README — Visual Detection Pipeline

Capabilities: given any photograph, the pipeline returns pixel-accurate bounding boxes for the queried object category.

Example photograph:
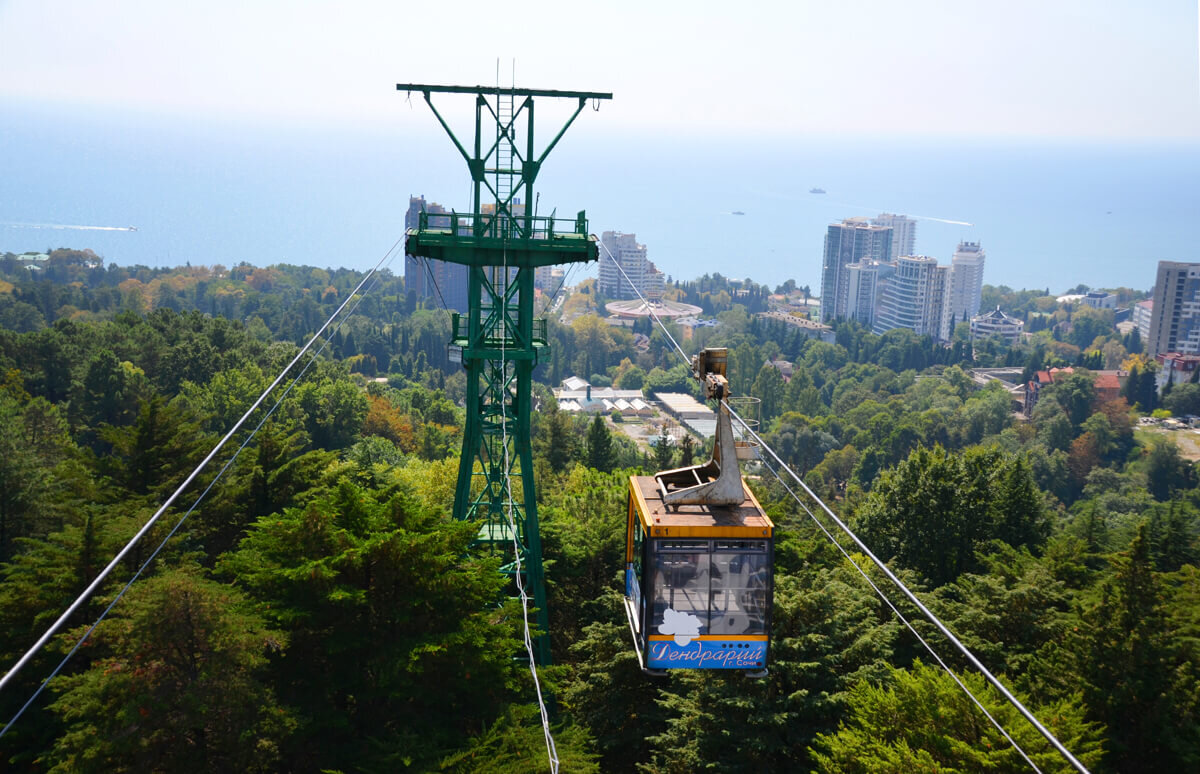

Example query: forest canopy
[0,254,1195,772]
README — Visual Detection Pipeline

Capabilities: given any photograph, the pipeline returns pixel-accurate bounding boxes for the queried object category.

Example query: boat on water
[809,187,826,194]
[732,210,745,216]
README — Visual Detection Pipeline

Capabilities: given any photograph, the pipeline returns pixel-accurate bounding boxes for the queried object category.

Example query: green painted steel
[399,83,610,665]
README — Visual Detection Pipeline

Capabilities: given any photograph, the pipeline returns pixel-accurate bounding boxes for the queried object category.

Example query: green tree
[293,370,368,450]
[97,395,210,498]
[678,432,695,466]
[1079,527,1200,772]
[1161,381,1200,417]
[1144,501,1200,572]
[1144,438,1193,501]
[540,468,629,649]
[439,704,599,773]
[1046,371,1097,429]
[221,479,522,771]
[811,662,1104,773]
[856,446,1046,587]
[586,415,615,473]
[48,565,292,773]
[535,399,577,473]
[751,362,786,423]
[562,617,664,771]
[0,393,69,559]
[653,426,675,470]
[73,349,146,433]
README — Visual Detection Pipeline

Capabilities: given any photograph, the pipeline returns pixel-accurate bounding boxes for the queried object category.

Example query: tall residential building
[1133,299,1154,339]
[1148,261,1200,356]
[948,241,986,327]
[598,231,664,300]
[819,218,893,322]
[871,213,917,260]
[873,255,952,340]
[844,260,895,328]
[404,195,469,313]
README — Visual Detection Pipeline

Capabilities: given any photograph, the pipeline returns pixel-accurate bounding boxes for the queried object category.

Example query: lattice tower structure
[398,83,611,664]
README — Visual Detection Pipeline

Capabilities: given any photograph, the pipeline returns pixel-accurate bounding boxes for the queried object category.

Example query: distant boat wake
[821,199,973,227]
[4,222,137,232]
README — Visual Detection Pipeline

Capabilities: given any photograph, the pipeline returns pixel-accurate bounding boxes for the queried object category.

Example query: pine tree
[1080,526,1200,772]
[653,425,674,470]
[586,415,615,473]
[679,432,695,466]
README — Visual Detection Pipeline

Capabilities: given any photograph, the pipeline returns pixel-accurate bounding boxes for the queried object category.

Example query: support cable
[543,260,579,318]
[498,238,559,772]
[595,238,688,364]
[0,237,403,702]
[0,252,396,738]
[757,456,1041,771]
[723,400,1090,774]
[421,255,450,311]
[602,242,1087,773]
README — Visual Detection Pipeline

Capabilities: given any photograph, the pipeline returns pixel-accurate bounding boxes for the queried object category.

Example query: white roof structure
[561,376,589,391]
[655,392,715,420]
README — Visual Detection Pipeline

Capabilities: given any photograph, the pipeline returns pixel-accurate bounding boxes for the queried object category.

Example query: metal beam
[397,83,612,100]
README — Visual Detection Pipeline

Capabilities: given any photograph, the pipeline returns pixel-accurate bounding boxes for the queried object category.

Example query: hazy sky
[3,0,1199,140]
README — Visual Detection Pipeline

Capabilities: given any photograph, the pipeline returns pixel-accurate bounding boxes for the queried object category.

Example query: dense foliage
[1,255,1197,772]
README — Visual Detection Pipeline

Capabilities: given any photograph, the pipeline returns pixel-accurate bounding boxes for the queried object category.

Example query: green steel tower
[397,83,611,664]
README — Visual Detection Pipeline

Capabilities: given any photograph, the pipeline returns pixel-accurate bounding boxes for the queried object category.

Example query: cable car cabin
[623,474,774,674]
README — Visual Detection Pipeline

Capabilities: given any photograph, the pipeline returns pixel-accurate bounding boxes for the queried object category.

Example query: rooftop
[605,298,703,319]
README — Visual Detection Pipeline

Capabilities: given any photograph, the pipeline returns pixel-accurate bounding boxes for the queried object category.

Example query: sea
[3,99,1198,295]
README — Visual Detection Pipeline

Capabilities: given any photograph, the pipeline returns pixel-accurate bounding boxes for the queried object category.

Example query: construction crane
[397,83,611,664]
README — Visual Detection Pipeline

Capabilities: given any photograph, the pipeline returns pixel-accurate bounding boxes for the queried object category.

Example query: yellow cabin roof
[628,475,773,539]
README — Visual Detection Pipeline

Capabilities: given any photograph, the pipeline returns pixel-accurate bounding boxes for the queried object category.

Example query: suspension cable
[421,254,450,311]
[0,238,402,700]
[595,237,689,364]
[724,400,1089,774]
[0,254,396,738]
[499,232,559,772]
[600,244,1088,773]
[758,455,1041,771]
[543,260,579,319]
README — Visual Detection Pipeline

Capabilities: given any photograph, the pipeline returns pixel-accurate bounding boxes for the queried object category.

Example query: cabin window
[651,549,712,632]
[708,549,769,635]
[649,539,770,636]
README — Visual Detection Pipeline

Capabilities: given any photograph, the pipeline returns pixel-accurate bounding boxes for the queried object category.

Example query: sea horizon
[4,99,1198,296]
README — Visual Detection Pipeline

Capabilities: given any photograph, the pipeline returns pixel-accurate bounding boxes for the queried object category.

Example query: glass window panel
[651,551,710,633]
[707,551,769,635]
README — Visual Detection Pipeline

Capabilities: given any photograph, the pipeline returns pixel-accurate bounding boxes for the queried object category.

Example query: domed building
[969,306,1024,344]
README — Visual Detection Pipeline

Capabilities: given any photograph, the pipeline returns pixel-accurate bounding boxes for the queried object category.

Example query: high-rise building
[871,213,917,260]
[819,218,893,322]
[597,231,664,300]
[844,260,895,328]
[948,241,986,328]
[404,195,469,313]
[873,255,952,340]
[1147,261,1200,356]
[1133,299,1154,338]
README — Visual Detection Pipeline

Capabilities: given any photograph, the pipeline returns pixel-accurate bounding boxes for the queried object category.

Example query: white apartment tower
[873,255,953,340]
[597,231,664,300]
[871,213,917,260]
[820,218,894,322]
[948,241,986,327]
[844,260,895,328]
